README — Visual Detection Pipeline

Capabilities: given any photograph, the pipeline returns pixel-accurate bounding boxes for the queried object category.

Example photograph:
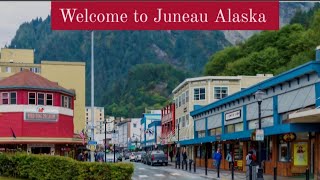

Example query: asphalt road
[131,160,207,180]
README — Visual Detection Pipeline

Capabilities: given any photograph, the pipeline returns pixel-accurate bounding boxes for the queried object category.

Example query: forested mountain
[204,3,320,77]
[9,17,229,117]
[7,3,315,117]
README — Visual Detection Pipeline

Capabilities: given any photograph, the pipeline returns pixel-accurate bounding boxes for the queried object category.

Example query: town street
[132,161,207,180]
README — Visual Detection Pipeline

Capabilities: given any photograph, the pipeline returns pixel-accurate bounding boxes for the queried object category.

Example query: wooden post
[243,141,248,172]
[315,133,320,180]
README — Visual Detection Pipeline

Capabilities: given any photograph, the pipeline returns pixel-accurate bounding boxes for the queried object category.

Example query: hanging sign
[282,133,296,142]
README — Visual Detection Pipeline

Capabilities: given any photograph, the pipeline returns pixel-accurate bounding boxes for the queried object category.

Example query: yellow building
[172,75,273,159]
[0,48,85,133]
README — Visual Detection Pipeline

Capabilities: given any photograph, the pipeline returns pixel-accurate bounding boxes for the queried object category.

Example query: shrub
[0,153,133,180]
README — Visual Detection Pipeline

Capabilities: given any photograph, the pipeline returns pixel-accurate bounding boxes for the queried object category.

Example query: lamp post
[255,89,266,180]
[113,129,116,163]
[104,119,107,163]
[177,122,180,167]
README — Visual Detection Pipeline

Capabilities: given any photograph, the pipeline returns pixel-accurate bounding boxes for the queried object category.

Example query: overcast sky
[0,2,50,48]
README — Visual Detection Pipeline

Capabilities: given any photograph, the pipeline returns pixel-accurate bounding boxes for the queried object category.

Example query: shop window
[216,127,222,135]
[198,130,205,138]
[194,88,205,100]
[46,94,53,106]
[235,123,243,132]
[209,127,222,136]
[28,92,36,105]
[265,136,273,161]
[37,93,45,105]
[10,92,16,104]
[279,139,290,162]
[226,124,235,133]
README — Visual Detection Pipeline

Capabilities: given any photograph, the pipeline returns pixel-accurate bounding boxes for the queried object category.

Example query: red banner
[51,1,279,30]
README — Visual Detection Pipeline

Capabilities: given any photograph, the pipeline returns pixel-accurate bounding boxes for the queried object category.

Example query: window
[175,99,178,109]
[198,130,205,138]
[182,93,185,105]
[182,116,185,127]
[2,93,9,104]
[278,136,290,162]
[194,88,205,100]
[61,95,71,108]
[209,127,222,136]
[10,92,16,104]
[186,115,189,126]
[133,124,137,128]
[6,67,11,73]
[28,92,36,105]
[226,124,235,133]
[37,93,45,105]
[46,94,53,106]
[214,87,228,99]
[186,91,189,102]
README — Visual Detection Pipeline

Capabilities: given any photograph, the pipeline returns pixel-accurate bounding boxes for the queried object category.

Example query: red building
[161,103,175,154]
[0,70,82,156]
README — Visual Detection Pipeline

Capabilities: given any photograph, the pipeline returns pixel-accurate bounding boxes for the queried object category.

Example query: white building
[128,118,141,149]
[117,120,130,149]
[106,116,115,132]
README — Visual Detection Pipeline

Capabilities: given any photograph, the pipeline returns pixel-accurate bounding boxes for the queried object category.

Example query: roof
[172,75,272,94]
[191,61,320,116]
[0,69,75,96]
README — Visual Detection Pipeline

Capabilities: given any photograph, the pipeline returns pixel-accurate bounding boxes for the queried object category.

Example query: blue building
[189,47,320,178]
[140,112,161,150]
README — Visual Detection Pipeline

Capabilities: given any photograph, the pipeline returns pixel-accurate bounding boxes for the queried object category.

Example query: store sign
[282,133,296,142]
[293,142,308,166]
[225,110,241,121]
[24,106,58,122]
[255,129,264,141]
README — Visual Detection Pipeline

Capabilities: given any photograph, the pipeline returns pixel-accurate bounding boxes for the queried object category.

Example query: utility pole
[90,31,95,162]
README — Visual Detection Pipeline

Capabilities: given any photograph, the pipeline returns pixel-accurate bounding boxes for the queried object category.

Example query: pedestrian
[213,148,222,178]
[246,151,254,179]
[169,150,173,162]
[226,151,233,169]
[182,148,187,167]
[176,149,180,167]
[77,152,83,161]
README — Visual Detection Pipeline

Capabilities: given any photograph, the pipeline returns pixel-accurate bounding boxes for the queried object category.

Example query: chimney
[316,46,320,61]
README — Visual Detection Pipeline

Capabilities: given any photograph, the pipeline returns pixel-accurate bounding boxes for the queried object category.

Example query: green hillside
[204,4,320,77]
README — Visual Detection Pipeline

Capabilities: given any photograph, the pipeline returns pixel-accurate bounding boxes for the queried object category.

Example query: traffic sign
[255,129,264,141]
[88,140,97,145]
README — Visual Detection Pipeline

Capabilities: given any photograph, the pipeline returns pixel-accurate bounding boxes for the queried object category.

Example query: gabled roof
[0,70,75,96]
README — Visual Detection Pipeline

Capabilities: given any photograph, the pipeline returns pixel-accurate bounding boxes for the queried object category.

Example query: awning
[289,108,320,123]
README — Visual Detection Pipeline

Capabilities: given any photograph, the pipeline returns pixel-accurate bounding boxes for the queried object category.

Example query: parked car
[117,153,123,161]
[135,151,146,162]
[146,150,168,166]
[129,152,136,161]
[125,152,131,160]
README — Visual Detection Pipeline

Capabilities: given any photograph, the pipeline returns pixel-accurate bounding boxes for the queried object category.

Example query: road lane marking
[138,168,146,170]
[170,173,181,176]
[155,174,165,177]
[138,175,148,178]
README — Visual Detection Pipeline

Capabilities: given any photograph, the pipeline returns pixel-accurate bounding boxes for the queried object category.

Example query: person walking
[169,150,173,162]
[246,151,254,179]
[182,148,187,167]
[176,149,181,168]
[226,151,233,169]
[213,148,222,178]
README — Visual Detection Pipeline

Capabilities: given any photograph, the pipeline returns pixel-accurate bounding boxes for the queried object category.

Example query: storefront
[189,55,320,179]
[0,70,82,158]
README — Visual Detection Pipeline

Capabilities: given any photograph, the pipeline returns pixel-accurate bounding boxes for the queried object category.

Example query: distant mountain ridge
[7,2,314,117]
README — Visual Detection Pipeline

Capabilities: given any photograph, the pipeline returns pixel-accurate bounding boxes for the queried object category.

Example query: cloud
[0,1,50,48]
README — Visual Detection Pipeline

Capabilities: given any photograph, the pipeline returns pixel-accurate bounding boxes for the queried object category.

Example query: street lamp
[254,89,266,180]
[113,129,116,163]
[176,122,180,167]
[104,119,107,163]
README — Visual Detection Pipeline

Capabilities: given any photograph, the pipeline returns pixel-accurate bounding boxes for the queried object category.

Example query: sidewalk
[167,162,306,180]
